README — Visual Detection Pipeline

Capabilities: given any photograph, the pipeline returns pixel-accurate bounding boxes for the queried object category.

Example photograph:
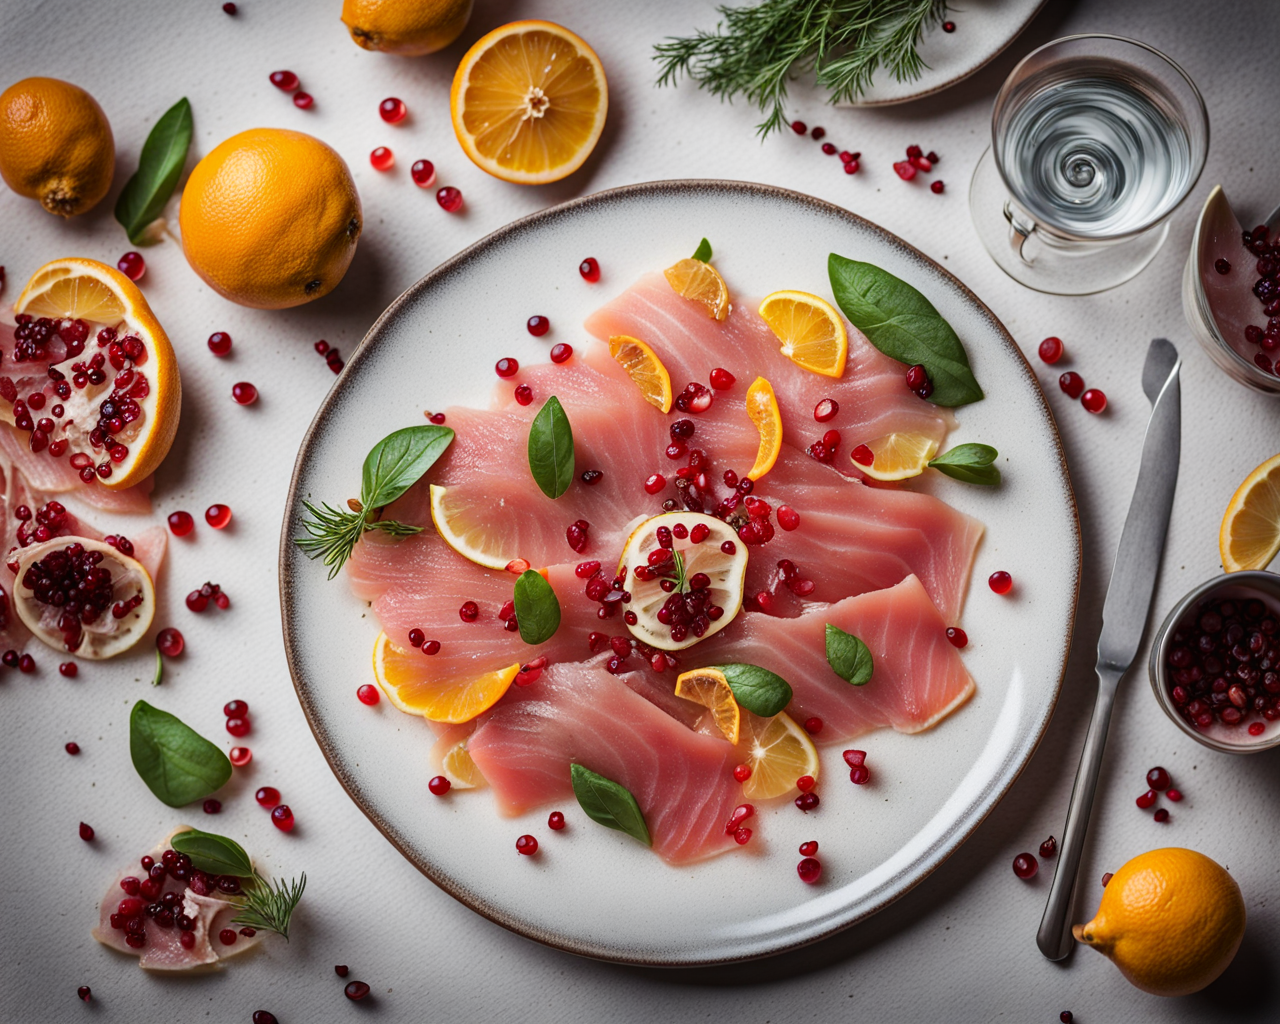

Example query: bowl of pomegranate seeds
[1150,570,1280,752]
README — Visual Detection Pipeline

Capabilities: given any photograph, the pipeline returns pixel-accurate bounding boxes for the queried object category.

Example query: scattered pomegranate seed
[796,775,816,793]
[117,252,145,281]
[1136,789,1157,809]
[437,186,463,212]
[335,965,349,977]
[203,799,221,814]
[843,160,860,174]
[255,787,280,809]
[849,764,870,784]
[813,398,838,422]
[777,505,800,531]
[270,805,294,831]
[733,764,752,782]
[851,444,874,466]
[720,540,736,555]
[422,640,441,655]
[1154,808,1170,823]
[945,626,968,648]
[79,822,94,841]
[226,717,250,737]
[157,628,184,657]
[812,127,826,140]
[292,91,314,109]
[270,70,299,91]
[797,857,822,884]
[429,775,451,796]
[65,741,80,754]
[344,982,371,1002]
[907,145,922,159]
[1081,388,1107,413]
[734,828,752,845]
[578,256,601,282]
[231,382,258,405]
[205,504,232,529]
[1012,852,1037,879]
[1038,336,1064,363]
[527,315,550,337]
[790,120,807,135]
[357,684,380,706]
[795,792,819,811]
[988,571,1012,595]
[709,367,736,390]
[495,357,519,378]
[224,699,248,717]
[516,834,539,855]
[370,147,394,171]
[1146,766,1171,790]
[229,746,252,767]
[514,384,533,405]
[550,343,573,363]
[802,716,822,735]
[379,97,407,123]
[1215,258,1231,275]
[207,331,232,357]
[1167,788,1183,801]
[78,987,91,1002]
[223,2,236,13]
[644,473,666,495]
[1059,372,1085,399]
[893,160,917,181]
[60,662,78,677]
[930,180,945,194]
[168,510,194,536]
[253,1012,277,1024]
[19,653,35,673]
[548,811,565,830]
[943,20,955,31]
[1060,1014,1073,1024]
[410,159,436,188]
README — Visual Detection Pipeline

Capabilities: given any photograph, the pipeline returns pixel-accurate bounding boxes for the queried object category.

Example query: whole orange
[341,0,472,56]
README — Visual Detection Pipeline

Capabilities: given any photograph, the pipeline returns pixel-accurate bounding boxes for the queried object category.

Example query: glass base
[969,146,1170,295]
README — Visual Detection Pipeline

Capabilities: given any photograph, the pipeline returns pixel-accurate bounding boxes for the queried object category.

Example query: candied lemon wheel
[664,257,730,321]
[855,432,940,482]
[674,668,741,744]
[745,377,782,481]
[737,710,819,800]
[758,290,848,378]
[609,335,673,413]
[372,632,519,723]
[1220,452,1280,572]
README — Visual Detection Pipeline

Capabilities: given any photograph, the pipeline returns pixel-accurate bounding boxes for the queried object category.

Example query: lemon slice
[745,377,782,481]
[664,258,730,321]
[758,290,848,378]
[853,432,940,482]
[674,668,741,744]
[430,484,515,570]
[738,710,819,800]
[1220,452,1280,571]
[440,738,488,789]
[372,632,519,723]
[619,512,747,651]
[608,335,673,413]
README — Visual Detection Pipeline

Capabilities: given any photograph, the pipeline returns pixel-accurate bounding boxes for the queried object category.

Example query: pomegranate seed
[1154,808,1170,823]
[78,987,91,1002]
[514,384,533,405]
[205,504,232,529]
[270,805,294,831]
[527,315,550,337]
[1167,788,1183,801]
[253,1013,277,1024]
[844,160,860,174]
[803,716,822,735]
[437,186,463,212]
[223,1,236,11]
[550,343,573,363]
[1040,835,1057,858]
[777,505,800,531]
[849,765,870,784]
[379,97,407,123]
[1059,1015,1073,1024]
[1136,789,1157,809]
[1249,721,1266,736]
[60,662,78,677]
[223,699,248,718]
[1012,853,1037,879]
[516,834,539,855]
[410,159,436,188]
[292,91,313,110]
[1059,372,1085,398]
[79,822,94,841]
[989,571,1013,595]
[370,146,394,171]
[459,601,479,622]
[790,120,807,134]
[255,787,280,809]
[229,747,252,767]
[495,357,519,378]
[795,792,819,811]
[1081,388,1107,413]
[65,741,80,754]
[157,628,184,657]
[357,684,380,706]
[226,717,250,737]
[851,444,874,467]
[797,858,822,884]
[930,180,945,194]
[733,764,752,782]
[422,640,441,655]
[429,775,451,796]
[117,252,145,281]
[207,331,232,357]
[18,653,35,673]
[335,966,349,977]
[709,367,736,390]
[1215,258,1231,275]
[813,398,839,422]
[270,70,299,91]
[344,982,371,1002]
[203,799,221,814]
[942,19,955,30]
[720,540,736,555]
[1038,336,1064,364]
[1146,766,1170,790]
[579,257,600,282]
[548,811,566,830]
[168,510,194,536]
[812,127,827,140]
[893,160,917,181]
[231,382,258,405]
[946,626,968,648]
[734,828,752,845]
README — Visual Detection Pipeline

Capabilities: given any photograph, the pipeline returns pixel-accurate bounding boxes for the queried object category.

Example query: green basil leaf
[170,828,254,877]
[361,425,454,510]
[570,764,651,846]
[828,254,983,407]
[114,97,193,245]
[513,570,561,645]
[129,700,231,808]
[717,663,792,717]
[825,624,874,685]
[692,237,713,262]
[527,396,574,499]
[929,443,1001,486]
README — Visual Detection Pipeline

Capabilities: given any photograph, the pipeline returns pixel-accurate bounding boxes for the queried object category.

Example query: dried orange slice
[853,432,939,482]
[674,667,741,744]
[372,632,519,723]
[1220,453,1280,572]
[664,258,729,321]
[745,377,782,481]
[737,710,819,800]
[608,335,672,413]
[450,21,608,185]
[758,290,848,378]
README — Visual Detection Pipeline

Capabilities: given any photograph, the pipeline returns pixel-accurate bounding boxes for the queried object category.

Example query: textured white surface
[1,0,1278,1021]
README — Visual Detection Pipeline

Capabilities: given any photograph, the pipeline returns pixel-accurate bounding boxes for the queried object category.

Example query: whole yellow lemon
[341,0,472,56]
[179,128,361,310]
[0,77,114,217]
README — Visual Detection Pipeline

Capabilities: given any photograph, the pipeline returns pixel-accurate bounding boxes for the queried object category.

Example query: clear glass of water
[970,35,1209,295]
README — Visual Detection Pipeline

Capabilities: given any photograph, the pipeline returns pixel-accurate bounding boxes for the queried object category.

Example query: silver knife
[1036,337,1182,961]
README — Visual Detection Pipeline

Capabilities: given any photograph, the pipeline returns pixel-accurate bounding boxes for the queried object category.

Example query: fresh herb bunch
[655,0,949,136]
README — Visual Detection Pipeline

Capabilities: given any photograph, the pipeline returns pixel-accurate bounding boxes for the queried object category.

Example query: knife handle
[1036,672,1119,961]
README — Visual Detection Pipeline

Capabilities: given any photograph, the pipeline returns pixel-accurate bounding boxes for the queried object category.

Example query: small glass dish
[1149,570,1280,753]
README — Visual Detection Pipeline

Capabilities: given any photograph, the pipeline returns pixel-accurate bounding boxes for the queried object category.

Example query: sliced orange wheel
[1220,453,1280,572]
[745,377,782,481]
[855,431,939,482]
[450,20,608,185]
[372,632,519,723]
[9,258,181,489]
[737,710,819,800]
[674,667,741,744]
[757,290,848,378]
[664,258,730,321]
[608,335,672,413]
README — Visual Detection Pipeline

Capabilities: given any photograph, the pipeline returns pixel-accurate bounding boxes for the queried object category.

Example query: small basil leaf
[361,425,454,510]
[828,254,983,407]
[129,700,232,808]
[114,97,194,245]
[929,443,1002,486]
[514,570,561,645]
[170,828,255,877]
[717,663,793,717]
[692,238,713,262]
[570,764,651,846]
[825,624,874,685]
[527,396,575,499]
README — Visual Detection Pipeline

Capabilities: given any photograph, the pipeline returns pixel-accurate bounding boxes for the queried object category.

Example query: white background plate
[280,180,1080,964]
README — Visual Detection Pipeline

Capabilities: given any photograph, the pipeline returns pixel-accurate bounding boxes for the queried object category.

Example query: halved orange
[674,668,741,744]
[608,335,672,413]
[372,632,519,723]
[737,710,819,800]
[450,21,608,185]
[10,258,181,489]
[854,432,939,482]
[745,377,782,481]
[758,290,848,378]
[1221,453,1280,572]
[664,258,729,321]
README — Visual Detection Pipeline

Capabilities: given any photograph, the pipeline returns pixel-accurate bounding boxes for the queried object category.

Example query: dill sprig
[654,0,949,137]
[231,872,307,941]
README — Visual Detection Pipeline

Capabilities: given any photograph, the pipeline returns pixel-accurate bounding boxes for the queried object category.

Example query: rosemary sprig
[295,499,420,580]
[654,0,949,137]
[231,872,307,941]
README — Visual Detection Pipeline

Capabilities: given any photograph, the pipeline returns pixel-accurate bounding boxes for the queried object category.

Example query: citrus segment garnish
[757,290,848,378]
[429,484,515,570]
[737,710,819,800]
[855,432,940,482]
[674,668,741,744]
[441,738,488,789]
[745,377,782,481]
[619,512,747,651]
[608,335,673,413]
[450,20,608,185]
[664,258,730,321]
[1220,452,1280,572]
[372,632,518,722]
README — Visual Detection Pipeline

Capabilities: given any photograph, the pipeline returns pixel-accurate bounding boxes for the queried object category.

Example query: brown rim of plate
[277,179,1082,967]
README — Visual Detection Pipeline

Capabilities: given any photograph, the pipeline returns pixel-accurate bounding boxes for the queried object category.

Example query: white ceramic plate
[847,0,1047,105]
[279,181,1080,965]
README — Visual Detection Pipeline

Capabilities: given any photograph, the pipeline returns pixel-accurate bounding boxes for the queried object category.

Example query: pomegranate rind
[13,535,155,659]
[10,257,182,490]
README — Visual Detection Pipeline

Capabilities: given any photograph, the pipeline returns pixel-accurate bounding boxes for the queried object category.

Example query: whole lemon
[179,128,361,309]
[0,77,114,217]
[341,0,472,56]
[1074,847,1245,997]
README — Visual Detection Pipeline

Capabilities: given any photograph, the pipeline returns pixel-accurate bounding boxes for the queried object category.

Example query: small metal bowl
[1149,569,1280,754]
